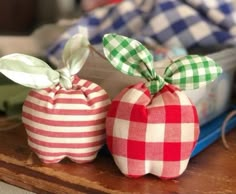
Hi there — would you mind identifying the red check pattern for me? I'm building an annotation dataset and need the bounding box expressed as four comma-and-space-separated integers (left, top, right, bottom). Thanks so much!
106, 82, 199, 179
22, 75, 110, 164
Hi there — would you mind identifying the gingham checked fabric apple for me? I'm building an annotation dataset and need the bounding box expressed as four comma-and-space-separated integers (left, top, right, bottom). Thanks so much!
0, 33, 110, 164
103, 34, 222, 178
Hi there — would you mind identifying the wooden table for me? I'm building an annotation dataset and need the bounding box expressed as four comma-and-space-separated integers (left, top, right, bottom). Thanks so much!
0, 123, 236, 194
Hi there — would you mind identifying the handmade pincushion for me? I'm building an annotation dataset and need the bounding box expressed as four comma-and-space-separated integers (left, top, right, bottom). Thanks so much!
0, 34, 110, 163
103, 34, 222, 179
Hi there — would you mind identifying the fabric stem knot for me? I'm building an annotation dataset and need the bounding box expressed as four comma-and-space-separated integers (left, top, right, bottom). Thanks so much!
145, 75, 165, 95
57, 67, 72, 89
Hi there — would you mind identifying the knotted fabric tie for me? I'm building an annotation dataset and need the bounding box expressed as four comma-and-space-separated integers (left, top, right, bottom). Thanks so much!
103, 33, 222, 94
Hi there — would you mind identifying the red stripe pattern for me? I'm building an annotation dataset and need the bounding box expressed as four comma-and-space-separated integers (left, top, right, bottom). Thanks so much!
22, 75, 110, 163
106, 83, 199, 179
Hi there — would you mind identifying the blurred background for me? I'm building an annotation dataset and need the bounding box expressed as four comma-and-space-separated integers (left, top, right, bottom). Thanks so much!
0, 0, 80, 35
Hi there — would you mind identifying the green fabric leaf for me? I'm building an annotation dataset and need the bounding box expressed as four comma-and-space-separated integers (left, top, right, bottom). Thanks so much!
102, 34, 222, 94
164, 55, 223, 90
62, 33, 90, 76
103, 33, 164, 94
0, 54, 60, 89
103, 34, 157, 79
0, 33, 91, 90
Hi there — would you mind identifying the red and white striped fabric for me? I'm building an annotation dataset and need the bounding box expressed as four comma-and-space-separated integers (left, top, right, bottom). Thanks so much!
106, 82, 199, 179
22, 75, 110, 163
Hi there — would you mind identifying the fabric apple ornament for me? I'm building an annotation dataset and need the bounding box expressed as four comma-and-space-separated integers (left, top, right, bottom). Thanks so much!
103, 34, 222, 179
0, 33, 110, 164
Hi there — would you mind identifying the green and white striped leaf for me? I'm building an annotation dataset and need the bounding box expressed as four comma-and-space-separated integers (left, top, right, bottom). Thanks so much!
164, 55, 223, 90
0, 54, 59, 89
62, 33, 90, 76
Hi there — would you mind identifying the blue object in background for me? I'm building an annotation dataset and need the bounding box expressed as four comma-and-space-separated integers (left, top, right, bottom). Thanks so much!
191, 106, 236, 158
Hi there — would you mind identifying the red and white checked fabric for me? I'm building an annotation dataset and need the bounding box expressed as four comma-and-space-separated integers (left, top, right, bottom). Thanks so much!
106, 82, 199, 179
22, 75, 110, 164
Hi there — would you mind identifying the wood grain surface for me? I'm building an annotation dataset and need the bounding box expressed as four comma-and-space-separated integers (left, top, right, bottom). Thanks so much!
0, 124, 236, 194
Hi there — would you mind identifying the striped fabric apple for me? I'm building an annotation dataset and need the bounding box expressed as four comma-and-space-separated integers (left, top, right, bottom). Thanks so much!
0, 33, 110, 163
103, 34, 222, 178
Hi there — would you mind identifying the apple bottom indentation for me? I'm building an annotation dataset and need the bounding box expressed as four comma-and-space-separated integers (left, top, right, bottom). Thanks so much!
22, 77, 110, 164
106, 83, 200, 178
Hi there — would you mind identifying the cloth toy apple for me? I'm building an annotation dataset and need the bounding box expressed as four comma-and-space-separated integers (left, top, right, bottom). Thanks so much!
0, 33, 110, 164
103, 34, 222, 179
